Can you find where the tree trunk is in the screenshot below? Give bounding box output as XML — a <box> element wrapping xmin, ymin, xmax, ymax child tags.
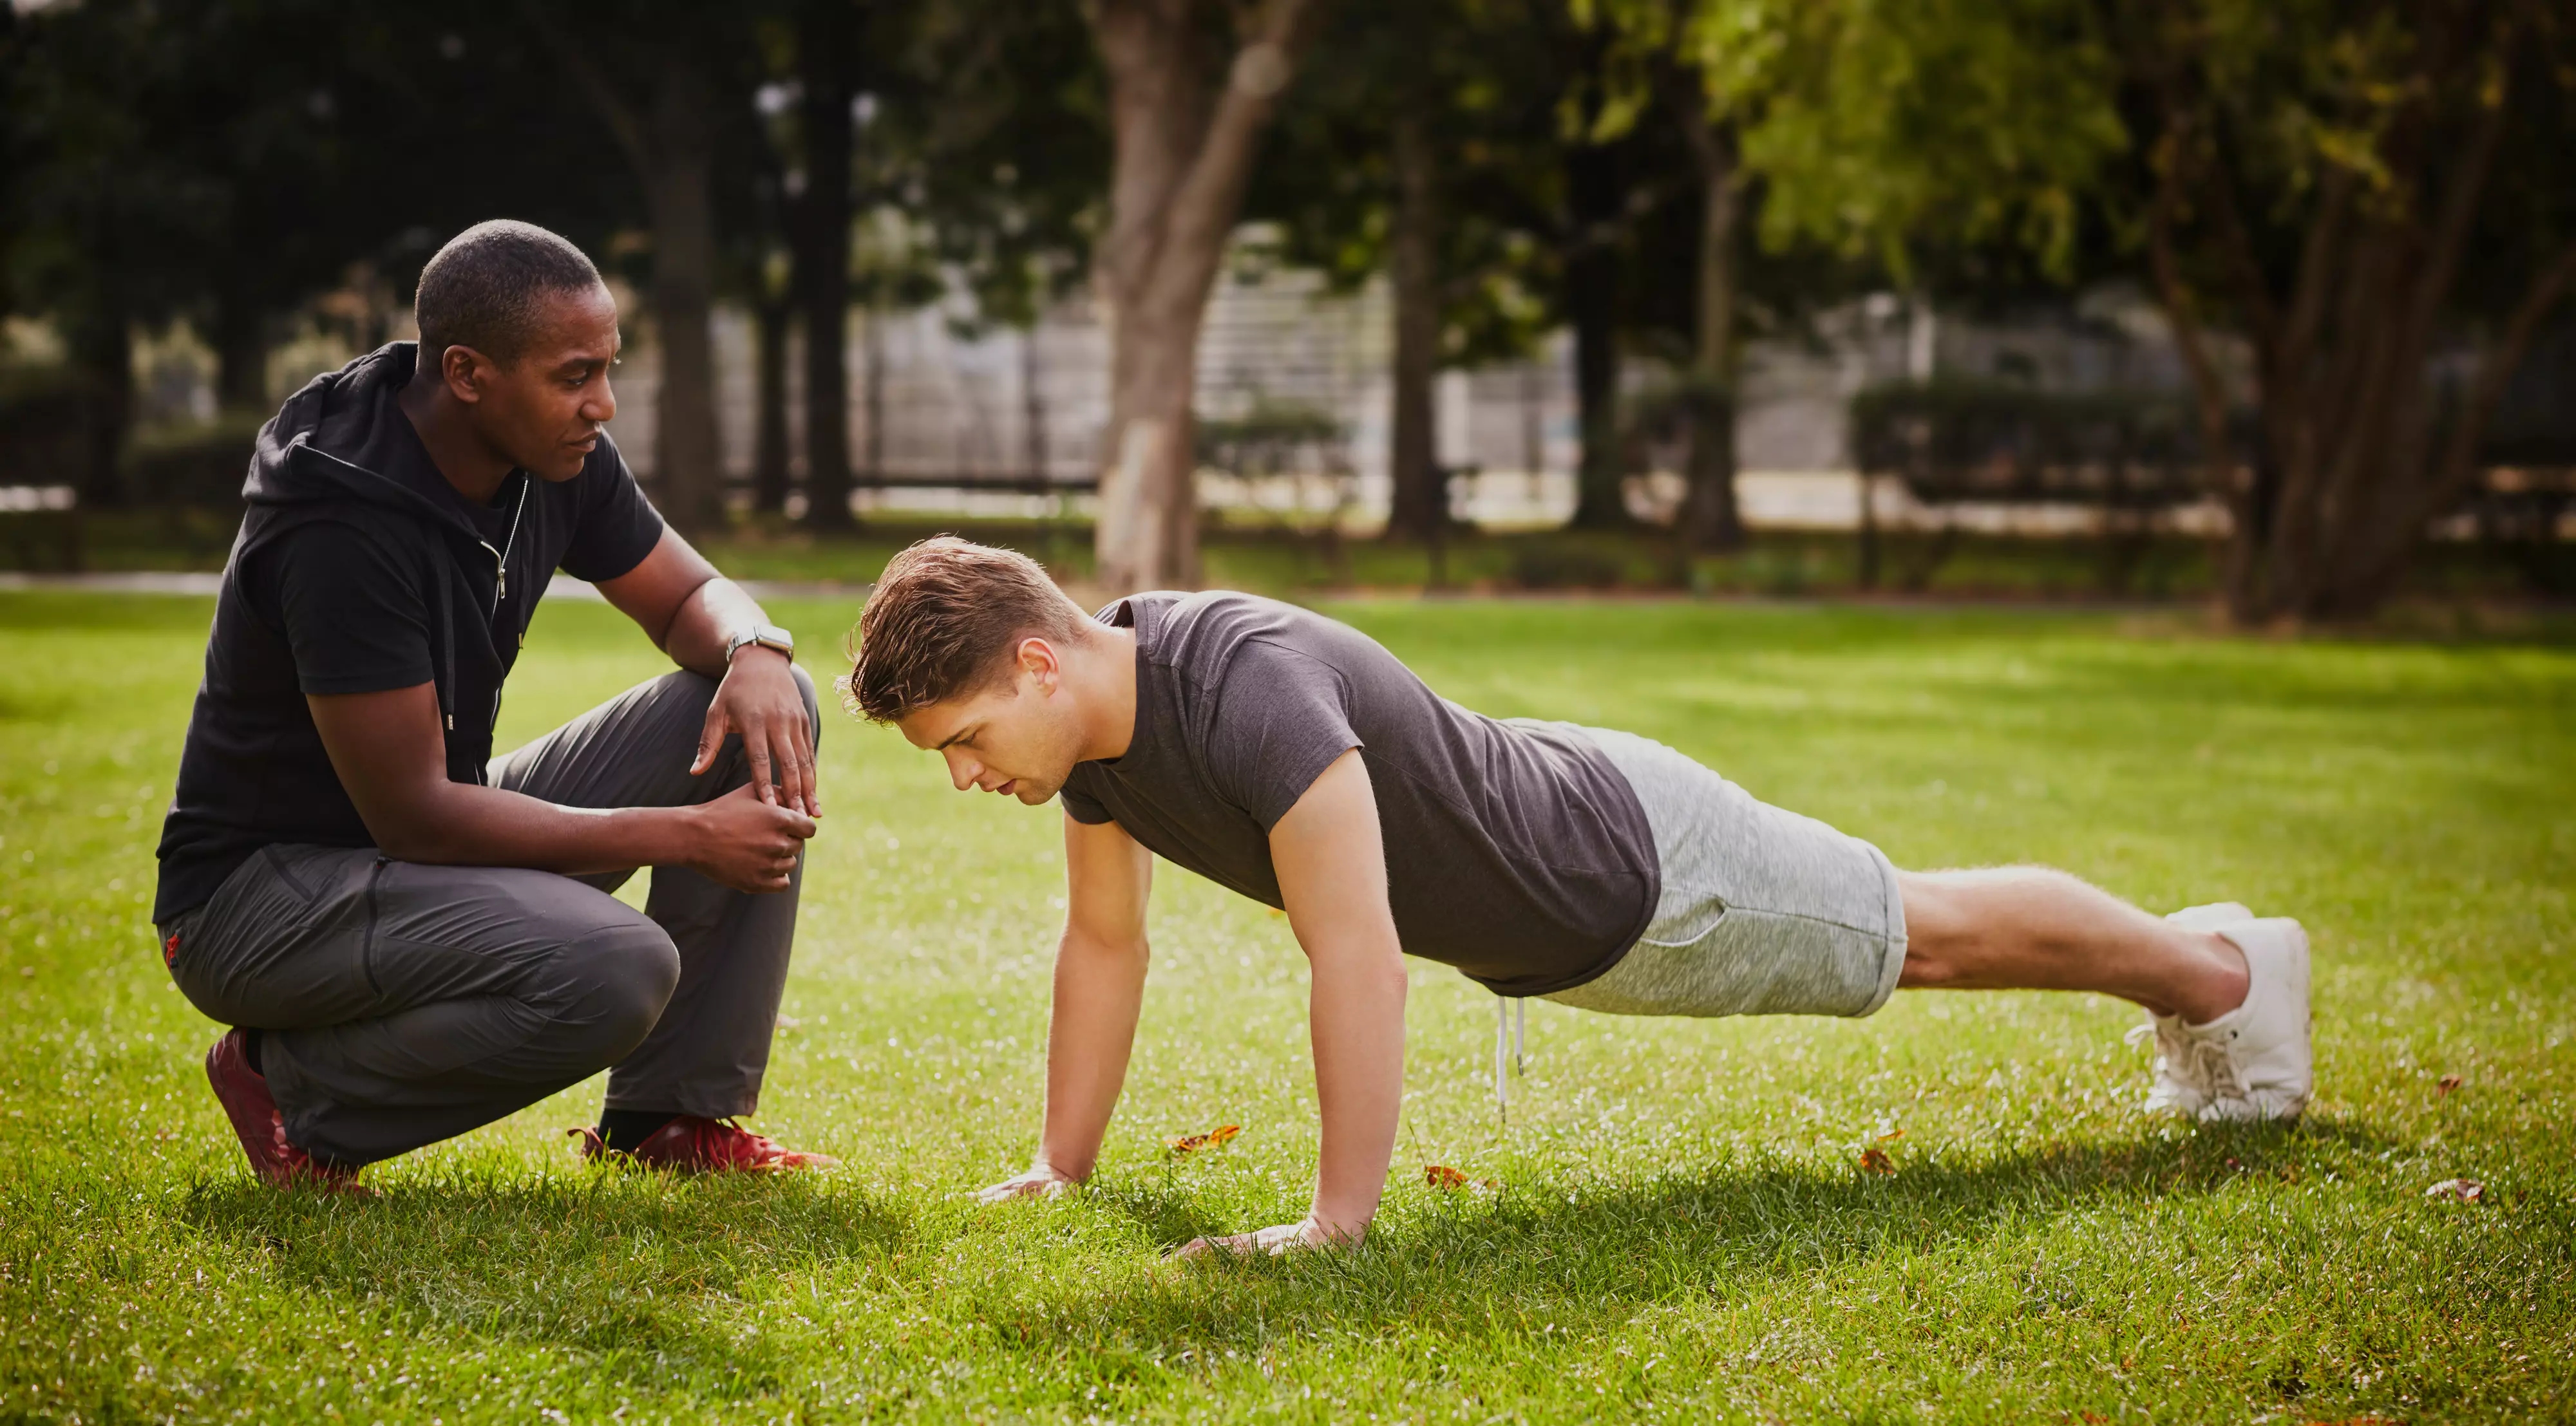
<box><xmin>1385</xmin><ymin>101</ymin><xmax>1444</xmax><ymax>543</ymax></box>
<box><xmin>1087</xmin><ymin>0</ymin><xmax>1325</xmax><ymax>594</ymax></box>
<box><xmin>1676</xmin><ymin>112</ymin><xmax>1745</xmax><ymax>561</ymax></box>
<box><xmin>643</xmin><ymin>55</ymin><xmax>724</xmax><ymax>535</ymax></box>
<box><xmin>751</xmin><ymin>291</ymin><xmax>792</xmax><ymax>514</ymax></box>
<box><xmin>522</xmin><ymin>10</ymin><xmax>723</xmax><ymax>532</ymax></box>
<box><xmin>1564</xmin><ymin>138</ymin><xmax>1631</xmax><ymax>529</ymax></box>
<box><xmin>1100</xmin><ymin>303</ymin><xmax>1206</xmax><ymax>591</ymax></box>
<box><xmin>2133</xmin><ymin>12</ymin><xmax>2576</xmax><ymax>626</ymax></box>
<box><xmin>797</xmin><ymin>0</ymin><xmax>857</xmax><ymax>530</ymax></box>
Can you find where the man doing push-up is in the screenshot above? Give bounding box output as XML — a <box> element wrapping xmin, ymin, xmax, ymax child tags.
<box><xmin>845</xmin><ymin>538</ymin><xmax>2312</xmax><ymax>1256</ymax></box>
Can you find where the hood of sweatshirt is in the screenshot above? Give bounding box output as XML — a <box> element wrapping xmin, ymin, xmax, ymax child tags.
<box><xmin>243</xmin><ymin>341</ymin><xmax>489</xmax><ymax>550</ymax></box>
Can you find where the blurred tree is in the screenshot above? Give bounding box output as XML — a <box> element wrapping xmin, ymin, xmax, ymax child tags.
<box><xmin>4</xmin><ymin>0</ymin><xmax>238</xmax><ymax>503</ymax></box>
<box><xmin>524</xmin><ymin>1</ymin><xmax>770</xmax><ymax>536</ymax></box>
<box><xmin>914</xmin><ymin>0</ymin><xmax>1107</xmax><ymax>484</ymax></box>
<box><xmin>741</xmin><ymin>24</ymin><xmax>800</xmax><ymax>517</ymax></box>
<box><xmin>1554</xmin><ymin>19</ymin><xmax>1645</xmax><ymax>531</ymax></box>
<box><xmin>1086</xmin><ymin>0</ymin><xmax>1332</xmax><ymax>592</ymax></box>
<box><xmin>790</xmin><ymin>0</ymin><xmax>860</xmax><ymax>530</ymax></box>
<box><xmin>5</xmin><ymin>0</ymin><xmax>702</xmax><ymax>509</ymax></box>
<box><xmin>744</xmin><ymin>171</ymin><xmax>796</xmax><ymax>516</ymax></box>
<box><xmin>1750</xmin><ymin>0</ymin><xmax>2576</xmax><ymax>623</ymax></box>
<box><xmin>1582</xmin><ymin>0</ymin><xmax>1788</xmax><ymax>556</ymax></box>
<box><xmin>1249</xmin><ymin>0</ymin><xmax>1566</xmax><ymax>543</ymax></box>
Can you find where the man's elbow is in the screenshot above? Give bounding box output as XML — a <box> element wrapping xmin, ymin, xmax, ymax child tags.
<box><xmin>360</xmin><ymin>797</ymin><xmax>462</xmax><ymax>864</ymax></box>
<box><xmin>1307</xmin><ymin>935</ymin><xmax>1409</xmax><ymax>995</ymax></box>
<box><xmin>368</xmin><ymin>825</ymin><xmax>446</xmax><ymax>863</ymax></box>
<box><xmin>1059</xmin><ymin>926</ymin><xmax>1150</xmax><ymax>973</ymax></box>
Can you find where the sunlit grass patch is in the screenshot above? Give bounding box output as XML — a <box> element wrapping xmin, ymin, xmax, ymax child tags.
<box><xmin>3</xmin><ymin>591</ymin><xmax>2569</xmax><ymax>1422</ymax></box>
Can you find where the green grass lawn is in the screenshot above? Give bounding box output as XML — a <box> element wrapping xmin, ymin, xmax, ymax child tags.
<box><xmin>3</xmin><ymin>590</ymin><xmax>2570</xmax><ymax>1423</ymax></box>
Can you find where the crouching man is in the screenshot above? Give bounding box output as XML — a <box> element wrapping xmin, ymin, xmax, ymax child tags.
<box><xmin>846</xmin><ymin>538</ymin><xmax>2313</xmax><ymax>1257</ymax></box>
<box><xmin>155</xmin><ymin>220</ymin><xmax>833</xmax><ymax>1191</ymax></box>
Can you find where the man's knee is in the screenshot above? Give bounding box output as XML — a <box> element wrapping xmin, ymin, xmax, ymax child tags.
<box><xmin>553</xmin><ymin>919</ymin><xmax>681</xmax><ymax>1061</ymax></box>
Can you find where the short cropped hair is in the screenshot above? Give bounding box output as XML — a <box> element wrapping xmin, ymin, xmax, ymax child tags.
<box><xmin>413</xmin><ymin>220</ymin><xmax>604</xmax><ymax>368</ymax></box>
<box><xmin>848</xmin><ymin>538</ymin><xmax>1091</xmax><ymax>722</ymax></box>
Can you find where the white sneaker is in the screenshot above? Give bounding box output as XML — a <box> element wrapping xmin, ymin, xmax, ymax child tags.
<box><xmin>2166</xmin><ymin>901</ymin><xmax>2253</xmax><ymax>932</ymax></box>
<box><xmin>2127</xmin><ymin>908</ymin><xmax>2312</xmax><ymax>1121</ymax></box>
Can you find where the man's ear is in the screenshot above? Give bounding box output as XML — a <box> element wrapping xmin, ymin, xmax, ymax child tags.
<box><xmin>439</xmin><ymin>344</ymin><xmax>493</xmax><ymax>405</ymax></box>
<box><xmin>1018</xmin><ymin>635</ymin><xmax>1062</xmax><ymax>693</ymax></box>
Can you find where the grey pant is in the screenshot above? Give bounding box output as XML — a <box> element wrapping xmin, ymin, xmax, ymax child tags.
<box><xmin>163</xmin><ymin>667</ymin><xmax>819</xmax><ymax>1167</ymax></box>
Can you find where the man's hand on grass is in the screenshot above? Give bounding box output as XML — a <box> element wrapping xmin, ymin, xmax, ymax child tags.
<box><xmin>696</xmin><ymin>645</ymin><xmax>819</xmax><ymax>816</ymax></box>
<box><xmin>973</xmin><ymin>1163</ymin><xmax>1082</xmax><ymax>1204</ymax></box>
<box><xmin>1170</xmin><ymin>1215</ymin><xmax>1359</xmax><ymax>1261</ymax></box>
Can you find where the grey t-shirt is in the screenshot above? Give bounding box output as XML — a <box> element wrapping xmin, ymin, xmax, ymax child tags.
<box><xmin>1059</xmin><ymin>592</ymin><xmax>1658</xmax><ymax>996</ymax></box>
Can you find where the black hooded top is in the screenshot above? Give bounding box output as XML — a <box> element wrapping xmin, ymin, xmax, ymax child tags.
<box><xmin>152</xmin><ymin>342</ymin><xmax>664</xmax><ymax>924</ymax></box>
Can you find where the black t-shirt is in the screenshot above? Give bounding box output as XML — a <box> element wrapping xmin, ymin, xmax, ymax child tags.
<box><xmin>1059</xmin><ymin>592</ymin><xmax>1658</xmax><ymax>996</ymax></box>
<box><xmin>153</xmin><ymin>344</ymin><xmax>663</xmax><ymax>924</ymax></box>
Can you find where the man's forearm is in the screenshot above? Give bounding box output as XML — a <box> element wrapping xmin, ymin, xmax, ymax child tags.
<box><xmin>664</xmin><ymin>576</ymin><xmax>773</xmax><ymax>676</ymax></box>
<box><xmin>373</xmin><ymin>782</ymin><xmax>704</xmax><ymax>875</ymax></box>
<box><xmin>1307</xmin><ymin>945</ymin><xmax>1407</xmax><ymax>1235</ymax></box>
<box><xmin>1034</xmin><ymin>928</ymin><xmax>1150</xmax><ymax>1180</ymax></box>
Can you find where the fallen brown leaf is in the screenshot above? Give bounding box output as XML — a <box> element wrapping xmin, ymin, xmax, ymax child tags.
<box><xmin>2437</xmin><ymin>1074</ymin><xmax>2464</xmax><ymax>1094</ymax></box>
<box><xmin>1167</xmin><ymin>1124</ymin><xmax>1240</xmax><ymax>1157</ymax></box>
<box><xmin>1859</xmin><ymin>1147</ymin><xmax>1895</xmax><ymax>1175</ymax></box>
<box><xmin>2424</xmin><ymin>1177</ymin><xmax>2483</xmax><ymax>1203</ymax></box>
<box><xmin>1425</xmin><ymin>1164</ymin><xmax>1470</xmax><ymax>1189</ymax></box>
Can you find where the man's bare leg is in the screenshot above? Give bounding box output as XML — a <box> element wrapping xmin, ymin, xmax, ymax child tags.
<box><xmin>1895</xmin><ymin>867</ymin><xmax>2250</xmax><ymax>1022</ymax></box>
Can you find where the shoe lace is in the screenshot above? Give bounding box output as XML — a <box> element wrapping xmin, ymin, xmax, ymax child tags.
<box><xmin>2177</xmin><ymin>1030</ymin><xmax>2244</xmax><ymax>1101</ymax></box>
<box><xmin>2127</xmin><ymin>1018</ymin><xmax>2244</xmax><ymax>1102</ymax></box>
<box><xmin>701</xmin><ymin>1117</ymin><xmax>784</xmax><ymax>1157</ymax></box>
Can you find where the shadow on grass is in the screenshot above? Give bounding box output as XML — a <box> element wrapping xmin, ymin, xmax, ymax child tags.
<box><xmin>175</xmin><ymin>1166</ymin><xmax>914</xmax><ymax>1400</ymax></box>
<box><xmin>164</xmin><ymin>1118</ymin><xmax>2391</xmax><ymax>1406</ymax></box>
<box><xmin>984</xmin><ymin>1116</ymin><xmax>2392</xmax><ymax>1353</ymax></box>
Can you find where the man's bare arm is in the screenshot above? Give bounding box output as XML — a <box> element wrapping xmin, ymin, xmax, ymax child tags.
<box><xmin>975</xmin><ymin>812</ymin><xmax>1154</xmax><ymax>1201</ymax></box>
<box><xmin>308</xmin><ymin>681</ymin><xmax>812</xmax><ymax>893</ymax></box>
<box><xmin>1177</xmin><ymin>749</ymin><xmax>1407</xmax><ymax>1257</ymax></box>
<box><xmin>596</xmin><ymin>527</ymin><xmax>819</xmax><ymax>816</ymax></box>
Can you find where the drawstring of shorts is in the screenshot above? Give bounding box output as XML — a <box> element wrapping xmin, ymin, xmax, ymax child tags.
<box><xmin>1493</xmin><ymin>995</ymin><xmax>1525</xmax><ymax>1115</ymax></box>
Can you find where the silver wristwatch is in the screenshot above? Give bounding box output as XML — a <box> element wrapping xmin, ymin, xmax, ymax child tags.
<box><xmin>726</xmin><ymin>623</ymin><xmax>795</xmax><ymax>662</ymax></box>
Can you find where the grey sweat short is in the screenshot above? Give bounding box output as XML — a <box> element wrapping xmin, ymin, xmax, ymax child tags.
<box><xmin>1541</xmin><ymin>724</ymin><xmax>1908</xmax><ymax>1019</ymax></box>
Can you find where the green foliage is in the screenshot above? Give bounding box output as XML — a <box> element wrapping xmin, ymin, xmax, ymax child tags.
<box><xmin>1246</xmin><ymin>0</ymin><xmax>1574</xmax><ymax>369</ymax></box>
<box><xmin>1739</xmin><ymin>0</ymin><xmax>2126</xmax><ymax>279</ymax></box>
<box><xmin>909</xmin><ymin>0</ymin><xmax>1107</xmax><ymax>334</ymax></box>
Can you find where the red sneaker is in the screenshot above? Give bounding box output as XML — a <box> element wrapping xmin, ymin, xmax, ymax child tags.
<box><xmin>203</xmin><ymin>1031</ymin><xmax>368</xmax><ymax>1194</ymax></box>
<box><xmin>568</xmin><ymin>1115</ymin><xmax>836</xmax><ymax>1173</ymax></box>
